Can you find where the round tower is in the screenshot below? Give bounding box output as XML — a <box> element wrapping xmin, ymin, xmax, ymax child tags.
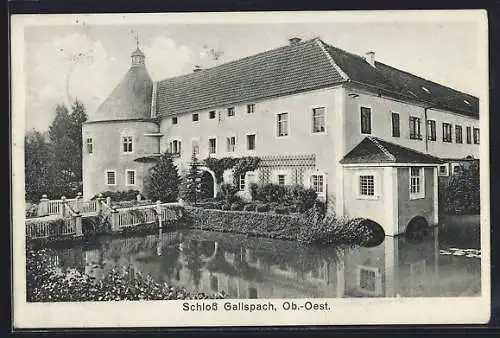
<box><xmin>82</xmin><ymin>43</ymin><xmax>161</xmax><ymax>200</ymax></box>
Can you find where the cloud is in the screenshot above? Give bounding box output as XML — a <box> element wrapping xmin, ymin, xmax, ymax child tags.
<box><xmin>25</xmin><ymin>33</ymin><xmax>195</xmax><ymax>131</ymax></box>
<box><xmin>142</xmin><ymin>36</ymin><xmax>194</xmax><ymax>81</ymax></box>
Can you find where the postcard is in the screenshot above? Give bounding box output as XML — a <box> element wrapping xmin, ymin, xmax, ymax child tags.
<box><xmin>11</xmin><ymin>10</ymin><xmax>490</xmax><ymax>328</ymax></box>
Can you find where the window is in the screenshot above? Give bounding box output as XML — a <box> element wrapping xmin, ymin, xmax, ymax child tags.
<box><xmin>442</xmin><ymin>123</ymin><xmax>452</xmax><ymax>143</ymax></box>
<box><xmin>409</xmin><ymin>116</ymin><xmax>422</xmax><ymax>140</ymax></box>
<box><xmin>357</xmin><ymin>266</ymin><xmax>381</xmax><ymax>295</ymax></box>
<box><xmin>473</xmin><ymin>128</ymin><xmax>480</xmax><ymax>144</ymax></box>
<box><xmin>311</xmin><ymin>174</ymin><xmax>324</xmax><ymax>194</ymax></box>
<box><xmin>247</xmin><ymin>104</ymin><xmax>255</xmax><ymax>114</ymax></box>
<box><xmin>169</xmin><ymin>140</ymin><xmax>182</xmax><ymax>155</ymax></box>
<box><xmin>360</xmin><ymin>106</ymin><xmax>371</xmax><ymax>134</ymax></box>
<box><xmin>209</xmin><ymin>138</ymin><xmax>217</xmax><ymax>154</ymax></box>
<box><xmin>226</xmin><ymin>136</ymin><xmax>236</xmax><ymax>152</ymax></box>
<box><xmin>277</xmin><ymin>113</ymin><xmax>289</xmax><ymax>137</ymax></box>
<box><xmin>126</xmin><ymin>170</ymin><xmax>136</xmax><ymax>186</ymax></box>
<box><xmin>359</xmin><ymin>175</ymin><xmax>375</xmax><ymax>197</ymax></box>
<box><xmin>391</xmin><ymin>112</ymin><xmax>400</xmax><ymax>137</ymax></box>
<box><xmin>172</xmin><ymin>117</ymin><xmax>178</xmax><ymax>125</ymax></box>
<box><xmin>122</xmin><ymin>136</ymin><xmax>133</xmax><ymax>153</ymax></box>
<box><xmin>209</xmin><ymin>110</ymin><xmax>216</xmax><ymax>119</ymax></box>
<box><xmin>239</xmin><ymin>173</ymin><xmax>246</xmax><ymax>191</ymax></box>
<box><xmin>227</xmin><ymin>107</ymin><xmax>235</xmax><ymax>117</ymax></box>
<box><xmin>192</xmin><ymin>113</ymin><xmax>199</xmax><ymax>122</ymax></box>
<box><xmin>438</xmin><ymin>164</ymin><xmax>449</xmax><ymax>177</ymax></box>
<box><xmin>409</xmin><ymin>167</ymin><xmax>425</xmax><ymax>199</ymax></box>
<box><xmin>247</xmin><ymin>134</ymin><xmax>256</xmax><ymax>150</ymax></box>
<box><xmin>191</xmin><ymin>139</ymin><xmax>200</xmax><ymax>156</ymax></box>
<box><xmin>312</xmin><ymin>107</ymin><xmax>326</xmax><ymax>133</ymax></box>
<box><xmin>427</xmin><ymin>120</ymin><xmax>436</xmax><ymax>141</ymax></box>
<box><xmin>455</xmin><ymin>125</ymin><xmax>463</xmax><ymax>144</ymax></box>
<box><xmin>466</xmin><ymin>126</ymin><xmax>472</xmax><ymax>144</ymax></box>
<box><xmin>277</xmin><ymin>174</ymin><xmax>286</xmax><ymax>186</ymax></box>
<box><xmin>105</xmin><ymin>170</ymin><xmax>116</xmax><ymax>186</ymax></box>
<box><xmin>452</xmin><ymin>163</ymin><xmax>462</xmax><ymax>175</ymax></box>
<box><xmin>86</xmin><ymin>138</ymin><xmax>93</xmax><ymax>154</ymax></box>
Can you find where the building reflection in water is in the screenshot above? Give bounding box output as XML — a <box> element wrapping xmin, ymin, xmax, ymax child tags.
<box><xmin>49</xmin><ymin>225</ymin><xmax>480</xmax><ymax>299</ymax></box>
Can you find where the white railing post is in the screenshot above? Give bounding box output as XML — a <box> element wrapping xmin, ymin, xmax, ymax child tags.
<box><xmin>156</xmin><ymin>200</ymin><xmax>163</xmax><ymax>229</ymax></box>
<box><xmin>178</xmin><ymin>198</ymin><xmax>184</xmax><ymax>207</ymax></box>
<box><xmin>38</xmin><ymin>194</ymin><xmax>49</xmax><ymax>216</ymax></box>
<box><xmin>106</xmin><ymin>196</ymin><xmax>112</xmax><ymax>206</ymax></box>
<box><xmin>60</xmin><ymin>196</ymin><xmax>67</xmax><ymax>217</ymax></box>
<box><xmin>111</xmin><ymin>207</ymin><xmax>119</xmax><ymax>232</ymax></box>
<box><xmin>97</xmin><ymin>193</ymin><xmax>103</xmax><ymax>214</ymax></box>
<box><xmin>137</xmin><ymin>193</ymin><xmax>142</xmax><ymax>202</ymax></box>
<box><xmin>75</xmin><ymin>212</ymin><xmax>83</xmax><ymax>237</ymax></box>
<box><xmin>75</xmin><ymin>192</ymin><xmax>83</xmax><ymax>213</ymax></box>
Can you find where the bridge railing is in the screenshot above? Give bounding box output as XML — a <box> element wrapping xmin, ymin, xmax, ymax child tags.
<box><xmin>110</xmin><ymin>200</ymin><xmax>184</xmax><ymax>231</ymax></box>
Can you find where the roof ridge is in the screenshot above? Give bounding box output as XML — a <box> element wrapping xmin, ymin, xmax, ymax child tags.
<box><xmin>157</xmin><ymin>38</ymin><xmax>319</xmax><ymax>84</ymax></box>
<box><xmin>367</xmin><ymin>136</ymin><xmax>396</xmax><ymax>161</ymax></box>
<box><xmin>320</xmin><ymin>40</ymin><xmax>478</xmax><ymax>101</ymax></box>
<box><xmin>315</xmin><ymin>38</ymin><xmax>349</xmax><ymax>81</ymax></box>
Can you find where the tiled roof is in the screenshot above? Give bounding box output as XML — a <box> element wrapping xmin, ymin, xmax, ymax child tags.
<box><xmin>155</xmin><ymin>39</ymin><xmax>345</xmax><ymax>117</ymax></box>
<box><xmin>90</xmin><ymin>65</ymin><xmax>153</xmax><ymax>122</ymax></box>
<box><xmin>320</xmin><ymin>41</ymin><xmax>479</xmax><ymax>117</ymax></box>
<box><xmin>155</xmin><ymin>38</ymin><xmax>479</xmax><ymax>119</ymax></box>
<box><xmin>340</xmin><ymin>137</ymin><xmax>443</xmax><ymax>165</ymax></box>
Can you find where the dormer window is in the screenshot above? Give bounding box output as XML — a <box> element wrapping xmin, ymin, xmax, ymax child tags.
<box><xmin>407</xmin><ymin>90</ymin><xmax>417</xmax><ymax>98</ymax></box>
<box><xmin>464</xmin><ymin>99</ymin><xmax>471</xmax><ymax>106</ymax></box>
<box><xmin>422</xmin><ymin>86</ymin><xmax>431</xmax><ymax>94</ymax></box>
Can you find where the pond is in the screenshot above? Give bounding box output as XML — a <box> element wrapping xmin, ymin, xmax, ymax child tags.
<box><xmin>43</xmin><ymin>226</ymin><xmax>481</xmax><ymax>299</ymax></box>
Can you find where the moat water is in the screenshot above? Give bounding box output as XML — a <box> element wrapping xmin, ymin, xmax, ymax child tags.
<box><xmin>44</xmin><ymin>225</ymin><xmax>481</xmax><ymax>299</ymax></box>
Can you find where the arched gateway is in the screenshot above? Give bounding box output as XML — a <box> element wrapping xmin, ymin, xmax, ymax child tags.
<box><xmin>198</xmin><ymin>166</ymin><xmax>217</xmax><ymax>199</ymax></box>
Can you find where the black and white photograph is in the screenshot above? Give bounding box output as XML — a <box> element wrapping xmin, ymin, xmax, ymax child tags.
<box><xmin>11</xmin><ymin>10</ymin><xmax>490</xmax><ymax>328</ymax></box>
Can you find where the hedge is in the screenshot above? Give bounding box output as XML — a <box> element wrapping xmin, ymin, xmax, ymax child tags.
<box><xmin>182</xmin><ymin>207</ymin><xmax>381</xmax><ymax>246</ymax></box>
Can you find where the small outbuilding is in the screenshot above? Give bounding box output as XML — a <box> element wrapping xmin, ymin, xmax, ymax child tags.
<box><xmin>340</xmin><ymin>137</ymin><xmax>442</xmax><ymax>237</ymax></box>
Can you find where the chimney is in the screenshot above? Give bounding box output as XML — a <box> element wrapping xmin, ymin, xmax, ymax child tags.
<box><xmin>365</xmin><ymin>51</ymin><xmax>376</xmax><ymax>67</ymax></box>
<box><xmin>288</xmin><ymin>37</ymin><xmax>302</xmax><ymax>46</ymax></box>
<box><xmin>193</xmin><ymin>65</ymin><xmax>202</xmax><ymax>72</ymax></box>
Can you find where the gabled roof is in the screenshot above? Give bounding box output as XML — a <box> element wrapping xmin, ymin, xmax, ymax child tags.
<box><xmin>154</xmin><ymin>38</ymin><xmax>479</xmax><ymax>119</ymax></box>
<box><xmin>156</xmin><ymin>39</ymin><xmax>345</xmax><ymax>117</ymax></box>
<box><xmin>340</xmin><ymin>137</ymin><xmax>443</xmax><ymax>165</ymax></box>
<box><xmin>320</xmin><ymin>41</ymin><xmax>479</xmax><ymax>117</ymax></box>
<box><xmin>90</xmin><ymin>65</ymin><xmax>153</xmax><ymax>122</ymax></box>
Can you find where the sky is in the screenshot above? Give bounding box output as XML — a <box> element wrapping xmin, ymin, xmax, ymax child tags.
<box><xmin>22</xmin><ymin>15</ymin><xmax>483</xmax><ymax>132</ymax></box>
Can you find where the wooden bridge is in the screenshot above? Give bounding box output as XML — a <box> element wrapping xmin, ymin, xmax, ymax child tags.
<box><xmin>25</xmin><ymin>194</ymin><xmax>185</xmax><ymax>241</ymax></box>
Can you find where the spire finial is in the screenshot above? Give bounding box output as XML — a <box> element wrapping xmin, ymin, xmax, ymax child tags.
<box><xmin>135</xmin><ymin>32</ymin><xmax>139</xmax><ymax>49</ymax></box>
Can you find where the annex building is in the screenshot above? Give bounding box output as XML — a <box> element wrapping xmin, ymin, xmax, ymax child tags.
<box><xmin>82</xmin><ymin>37</ymin><xmax>480</xmax><ymax>236</ymax></box>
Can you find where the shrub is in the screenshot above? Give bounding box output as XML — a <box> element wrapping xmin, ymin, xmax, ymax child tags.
<box><xmin>218</xmin><ymin>183</ymin><xmax>240</xmax><ymax>204</ymax></box>
<box><xmin>230</xmin><ymin>202</ymin><xmax>243</xmax><ymax>211</ymax></box>
<box><xmin>221</xmin><ymin>204</ymin><xmax>231</xmax><ymax>211</ymax></box>
<box><xmin>273</xmin><ymin>205</ymin><xmax>289</xmax><ymax>215</ymax></box>
<box><xmin>256</xmin><ymin>204</ymin><xmax>270</xmax><ymax>212</ymax></box>
<box><xmin>91</xmin><ymin>190</ymin><xmax>143</xmax><ymax>202</ymax></box>
<box><xmin>243</xmin><ymin>203</ymin><xmax>257</xmax><ymax>212</ymax></box>
<box><xmin>440</xmin><ymin>161</ymin><xmax>480</xmax><ymax>215</ymax></box>
<box><xmin>146</xmin><ymin>152</ymin><xmax>181</xmax><ymax>203</ymax></box>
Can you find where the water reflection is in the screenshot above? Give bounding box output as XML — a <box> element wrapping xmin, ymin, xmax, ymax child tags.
<box><xmin>48</xmin><ymin>226</ymin><xmax>481</xmax><ymax>299</ymax></box>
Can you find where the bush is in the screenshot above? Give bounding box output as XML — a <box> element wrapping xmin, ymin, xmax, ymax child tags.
<box><xmin>273</xmin><ymin>205</ymin><xmax>289</xmax><ymax>215</ymax></box>
<box><xmin>243</xmin><ymin>203</ymin><xmax>257</xmax><ymax>212</ymax></box>
<box><xmin>440</xmin><ymin>161</ymin><xmax>480</xmax><ymax>215</ymax></box>
<box><xmin>256</xmin><ymin>204</ymin><xmax>270</xmax><ymax>212</ymax></box>
<box><xmin>230</xmin><ymin>202</ymin><xmax>243</xmax><ymax>211</ymax></box>
<box><xmin>91</xmin><ymin>190</ymin><xmax>143</xmax><ymax>202</ymax></box>
<box><xmin>250</xmin><ymin>183</ymin><xmax>318</xmax><ymax>213</ymax></box>
<box><xmin>197</xmin><ymin>200</ymin><xmax>223</xmax><ymax>210</ymax></box>
<box><xmin>221</xmin><ymin>204</ymin><xmax>231</xmax><ymax>211</ymax></box>
<box><xmin>218</xmin><ymin>183</ymin><xmax>240</xmax><ymax>204</ymax></box>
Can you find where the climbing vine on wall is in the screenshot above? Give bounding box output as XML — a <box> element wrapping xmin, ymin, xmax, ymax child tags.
<box><xmin>232</xmin><ymin>156</ymin><xmax>261</xmax><ymax>186</ymax></box>
<box><xmin>203</xmin><ymin>156</ymin><xmax>260</xmax><ymax>185</ymax></box>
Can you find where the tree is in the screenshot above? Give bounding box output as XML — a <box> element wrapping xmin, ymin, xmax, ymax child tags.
<box><xmin>146</xmin><ymin>152</ymin><xmax>181</xmax><ymax>202</ymax></box>
<box><xmin>47</xmin><ymin>100</ymin><xmax>88</xmax><ymax>197</ymax></box>
<box><xmin>442</xmin><ymin>161</ymin><xmax>480</xmax><ymax>214</ymax></box>
<box><xmin>184</xmin><ymin>153</ymin><xmax>202</xmax><ymax>204</ymax></box>
<box><xmin>24</xmin><ymin>131</ymin><xmax>51</xmax><ymax>202</ymax></box>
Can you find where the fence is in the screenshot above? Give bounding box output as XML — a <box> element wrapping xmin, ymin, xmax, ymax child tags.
<box><xmin>110</xmin><ymin>201</ymin><xmax>184</xmax><ymax>231</ymax></box>
<box><xmin>36</xmin><ymin>193</ymin><xmax>100</xmax><ymax>217</ymax></box>
<box><xmin>26</xmin><ymin>217</ymin><xmax>77</xmax><ymax>240</ymax></box>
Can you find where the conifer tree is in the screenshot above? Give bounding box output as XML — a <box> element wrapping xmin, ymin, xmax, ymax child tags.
<box><xmin>146</xmin><ymin>152</ymin><xmax>181</xmax><ymax>202</ymax></box>
<box><xmin>184</xmin><ymin>153</ymin><xmax>202</xmax><ymax>204</ymax></box>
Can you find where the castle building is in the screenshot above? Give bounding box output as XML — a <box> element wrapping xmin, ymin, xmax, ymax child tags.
<box><xmin>82</xmin><ymin>37</ymin><xmax>480</xmax><ymax>235</ymax></box>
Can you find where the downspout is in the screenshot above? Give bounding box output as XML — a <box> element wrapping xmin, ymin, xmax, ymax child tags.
<box><xmin>424</xmin><ymin>106</ymin><xmax>429</xmax><ymax>153</ymax></box>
